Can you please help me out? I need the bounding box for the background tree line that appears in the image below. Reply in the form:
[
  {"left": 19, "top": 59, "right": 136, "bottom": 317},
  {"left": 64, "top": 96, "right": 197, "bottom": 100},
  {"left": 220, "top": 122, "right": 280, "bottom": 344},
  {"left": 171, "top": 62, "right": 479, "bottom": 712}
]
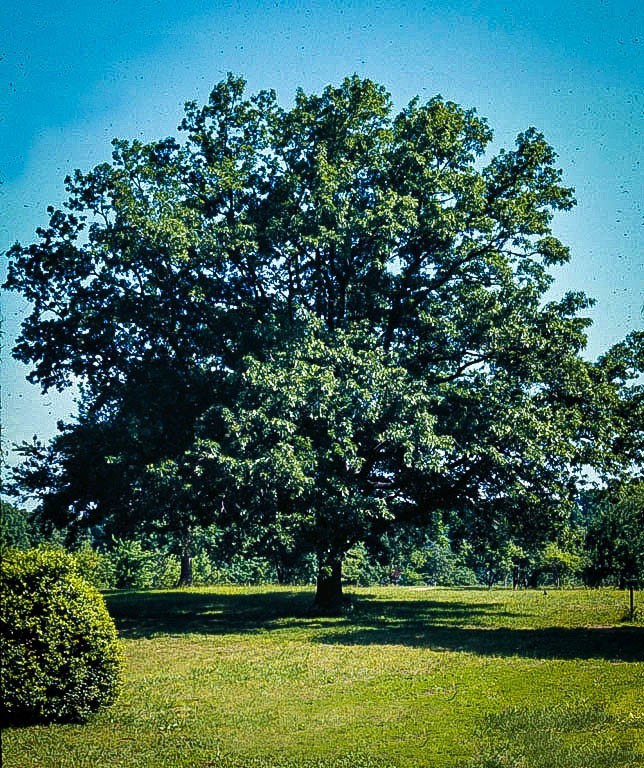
[{"left": 3, "top": 478, "right": 641, "bottom": 590}]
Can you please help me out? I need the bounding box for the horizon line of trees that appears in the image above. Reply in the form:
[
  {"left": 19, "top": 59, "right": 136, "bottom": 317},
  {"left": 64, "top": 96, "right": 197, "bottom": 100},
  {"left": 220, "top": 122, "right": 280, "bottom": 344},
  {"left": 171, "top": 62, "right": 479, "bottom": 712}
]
[{"left": 3, "top": 478, "right": 641, "bottom": 591}]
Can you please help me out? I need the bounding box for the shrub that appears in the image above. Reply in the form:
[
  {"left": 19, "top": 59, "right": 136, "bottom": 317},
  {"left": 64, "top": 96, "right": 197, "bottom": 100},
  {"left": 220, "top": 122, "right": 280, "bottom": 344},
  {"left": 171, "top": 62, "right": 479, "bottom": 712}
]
[
  {"left": 73, "top": 542, "right": 117, "bottom": 589},
  {"left": 108, "top": 538, "right": 180, "bottom": 589},
  {"left": 538, "top": 542, "right": 585, "bottom": 587},
  {"left": 0, "top": 548, "right": 124, "bottom": 724},
  {"left": 209, "top": 554, "right": 277, "bottom": 585},
  {"left": 343, "top": 543, "right": 389, "bottom": 586},
  {"left": 448, "top": 565, "right": 479, "bottom": 586}
]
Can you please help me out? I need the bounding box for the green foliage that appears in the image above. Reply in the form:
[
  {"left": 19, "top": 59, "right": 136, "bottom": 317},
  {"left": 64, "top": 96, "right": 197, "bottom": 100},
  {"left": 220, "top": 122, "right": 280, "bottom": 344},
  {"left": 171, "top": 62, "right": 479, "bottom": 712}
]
[
  {"left": 466, "top": 536, "right": 538, "bottom": 588},
  {"left": 584, "top": 479, "right": 644, "bottom": 587},
  {"left": 5, "top": 74, "right": 642, "bottom": 610},
  {"left": 342, "top": 543, "right": 389, "bottom": 586},
  {"left": 72, "top": 533, "right": 283, "bottom": 589},
  {"left": 0, "top": 548, "right": 123, "bottom": 724},
  {"left": 396, "top": 530, "right": 478, "bottom": 587},
  {"left": 108, "top": 538, "right": 180, "bottom": 589},
  {"left": 72, "top": 541, "right": 117, "bottom": 589},
  {"left": 185, "top": 524, "right": 290, "bottom": 585},
  {"left": 205, "top": 554, "right": 277, "bottom": 585},
  {"left": 538, "top": 541, "right": 585, "bottom": 587},
  {"left": 0, "top": 500, "right": 31, "bottom": 549}
]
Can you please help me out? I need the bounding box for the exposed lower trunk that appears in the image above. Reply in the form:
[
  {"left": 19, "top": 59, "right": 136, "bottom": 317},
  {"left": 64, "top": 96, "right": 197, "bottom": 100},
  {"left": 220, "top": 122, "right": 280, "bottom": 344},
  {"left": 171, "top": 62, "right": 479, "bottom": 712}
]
[
  {"left": 274, "top": 550, "right": 298, "bottom": 585},
  {"left": 178, "top": 552, "right": 193, "bottom": 586},
  {"left": 526, "top": 570, "right": 540, "bottom": 589},
  {"left": 313, "top": 557, "right": 344, "bottom": 615},
  {"left": 275, "top": 563, "right": 289, "bottom": 585},
  {"left": 177, "top": 532, "right": 193, "bottom": 587}
]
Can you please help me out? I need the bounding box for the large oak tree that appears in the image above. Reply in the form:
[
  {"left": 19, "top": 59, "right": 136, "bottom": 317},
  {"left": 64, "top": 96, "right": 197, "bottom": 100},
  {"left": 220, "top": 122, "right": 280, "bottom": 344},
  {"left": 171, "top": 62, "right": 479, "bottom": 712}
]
[{"left": 5, "top": 75, "right": 641, "bottom": 610}]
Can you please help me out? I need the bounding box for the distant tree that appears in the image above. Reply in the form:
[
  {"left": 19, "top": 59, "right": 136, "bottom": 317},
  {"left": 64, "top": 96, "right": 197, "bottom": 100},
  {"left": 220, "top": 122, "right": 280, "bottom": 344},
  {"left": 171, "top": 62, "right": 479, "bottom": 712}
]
[
  {"left": 467, "top": 537, "right": 529, "bottom": 588},
  {"left": 0, "top": 500, "right": 31, "bottom": 549},
  {"left": 584, "top": 480, "right": 644, "bottom": 588},
  {"left": 538, "top": 541, "right": 585, "bottom": 587},
  {"left": 5, "top": 75, "right": 641, "bottom": 612}
]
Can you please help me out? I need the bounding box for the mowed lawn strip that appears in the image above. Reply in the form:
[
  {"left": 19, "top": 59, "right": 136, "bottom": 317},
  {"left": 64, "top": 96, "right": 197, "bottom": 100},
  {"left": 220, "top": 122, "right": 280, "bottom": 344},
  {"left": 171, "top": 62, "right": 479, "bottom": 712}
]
[{"left": 4, "top": 586, "right": 643, "bottom": 768}]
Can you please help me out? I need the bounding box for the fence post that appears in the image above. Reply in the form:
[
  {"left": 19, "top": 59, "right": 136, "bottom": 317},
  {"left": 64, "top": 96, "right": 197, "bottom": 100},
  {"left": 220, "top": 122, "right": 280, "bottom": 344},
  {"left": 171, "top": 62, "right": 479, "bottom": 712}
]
[{"left": 626, "top": 579, "right": 636, "bottom": 621}]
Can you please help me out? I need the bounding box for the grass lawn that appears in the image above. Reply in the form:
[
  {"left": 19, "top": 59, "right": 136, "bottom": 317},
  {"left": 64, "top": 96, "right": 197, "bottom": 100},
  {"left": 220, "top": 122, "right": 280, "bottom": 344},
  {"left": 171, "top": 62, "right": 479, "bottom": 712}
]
[{"left": 3, "top": 586, "right": 643, "bottom": 767}]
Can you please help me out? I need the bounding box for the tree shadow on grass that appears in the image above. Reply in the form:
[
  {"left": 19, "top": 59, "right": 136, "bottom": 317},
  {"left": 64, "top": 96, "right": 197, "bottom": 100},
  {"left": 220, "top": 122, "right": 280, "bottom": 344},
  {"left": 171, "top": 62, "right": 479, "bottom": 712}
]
[
  {"left": 105, "top": 589, "right": 503, "bottom": 637},
  {"left": 104, "top": 589, "right": 644, "bottom": 662},
  {"left": 105, "top": 588, "right": 314, "bottom": 638},
  {"left": 316, "top": 624, "right": 644, "bottom": 661},
  {"left": 330, "top": 594, "right": 644, "bottom": 661}
]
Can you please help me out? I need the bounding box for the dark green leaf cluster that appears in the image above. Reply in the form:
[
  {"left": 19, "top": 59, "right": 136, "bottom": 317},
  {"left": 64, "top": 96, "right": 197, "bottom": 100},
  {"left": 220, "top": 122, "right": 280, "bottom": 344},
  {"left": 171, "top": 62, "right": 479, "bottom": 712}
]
[
  {"left": 0, "top": 500, "right": 32, "bottom": 549},
  {"left": 583, "top": 479, "right": 644, "bottom": 587}
]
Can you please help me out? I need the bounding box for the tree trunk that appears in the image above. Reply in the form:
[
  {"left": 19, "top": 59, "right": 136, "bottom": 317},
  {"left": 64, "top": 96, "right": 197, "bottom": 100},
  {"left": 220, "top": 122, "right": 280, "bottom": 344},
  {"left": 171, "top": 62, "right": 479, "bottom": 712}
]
[
  {"left": 275, "top": 551, "right": 295, "bottom": 585},
  {"left": 313, "top": 556, "right": 344, "bottom": 615},
  {"left": 177, "top": 532, "right": 193, "bottom": 587},
  {"left": 275, "top": 563, "right": 289, "bottom": 585}
]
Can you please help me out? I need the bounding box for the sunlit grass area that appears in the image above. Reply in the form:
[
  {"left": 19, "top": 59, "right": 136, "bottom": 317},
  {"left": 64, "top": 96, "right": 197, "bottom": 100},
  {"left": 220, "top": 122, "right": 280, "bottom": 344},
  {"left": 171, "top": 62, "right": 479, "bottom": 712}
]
[{"left": 4, "top": 586, "right": 643, "bottom": 767}]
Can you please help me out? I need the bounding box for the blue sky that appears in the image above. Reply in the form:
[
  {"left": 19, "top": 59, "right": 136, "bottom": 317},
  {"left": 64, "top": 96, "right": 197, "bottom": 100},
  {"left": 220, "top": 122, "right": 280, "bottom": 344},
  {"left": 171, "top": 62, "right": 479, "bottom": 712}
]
[{"left": 1, "top": 0, "right": 642, "bottom": 468}]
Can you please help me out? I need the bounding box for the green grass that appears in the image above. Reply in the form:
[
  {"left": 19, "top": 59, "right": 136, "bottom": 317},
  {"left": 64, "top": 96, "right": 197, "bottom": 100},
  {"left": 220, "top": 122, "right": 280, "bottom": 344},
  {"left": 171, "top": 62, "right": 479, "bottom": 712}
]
[{"left": 3, "top": 586, "right": 643, "bottom": 767}]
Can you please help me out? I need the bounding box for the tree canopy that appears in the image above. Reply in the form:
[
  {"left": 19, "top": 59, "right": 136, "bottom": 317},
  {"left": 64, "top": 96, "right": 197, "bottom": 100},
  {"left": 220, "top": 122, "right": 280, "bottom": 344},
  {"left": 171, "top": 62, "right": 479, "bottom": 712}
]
[{"left": 5, "top": 74, "right": 642, "bottom": 611}]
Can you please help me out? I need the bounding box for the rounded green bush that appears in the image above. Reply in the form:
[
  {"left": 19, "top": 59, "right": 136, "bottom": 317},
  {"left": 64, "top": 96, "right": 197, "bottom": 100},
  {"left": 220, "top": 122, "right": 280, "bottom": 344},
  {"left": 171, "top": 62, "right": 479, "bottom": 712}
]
[{"left": 0, "top": 548, "right": 124, "bottom": 724}]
